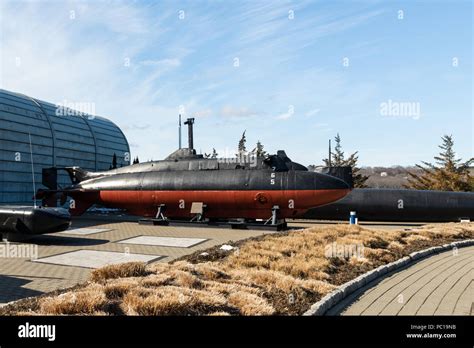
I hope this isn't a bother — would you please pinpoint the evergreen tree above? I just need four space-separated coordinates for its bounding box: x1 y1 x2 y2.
405 135 473 191
237 130 247 154
253 140 267 156
323 133 369 188
332 134 344 164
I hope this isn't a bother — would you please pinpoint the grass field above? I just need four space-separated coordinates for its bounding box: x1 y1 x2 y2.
2 222 473 316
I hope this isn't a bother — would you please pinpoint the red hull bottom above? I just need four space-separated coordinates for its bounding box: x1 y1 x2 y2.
79 189 351 219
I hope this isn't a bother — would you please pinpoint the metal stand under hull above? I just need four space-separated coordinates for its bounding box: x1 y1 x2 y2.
138 218 288 231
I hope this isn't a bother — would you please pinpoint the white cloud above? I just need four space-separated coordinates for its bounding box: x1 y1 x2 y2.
305 108 320 117
195 108 213 118
140 58 181 67
122 124 151 131
276 112 293 120
221 106 258 118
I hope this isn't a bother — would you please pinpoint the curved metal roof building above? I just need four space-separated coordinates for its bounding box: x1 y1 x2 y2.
0 89 130 204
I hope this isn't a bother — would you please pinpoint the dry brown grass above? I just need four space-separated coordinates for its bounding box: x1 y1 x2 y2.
90 262 149 282
121 286 229 315
3 222 473 316
40 284 107 315
227 291 275 315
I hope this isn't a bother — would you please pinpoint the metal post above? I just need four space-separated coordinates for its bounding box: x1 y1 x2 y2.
184 118 195 150
328 139 332 167
178 114 182 149
155 204 167 221
271 205 279 225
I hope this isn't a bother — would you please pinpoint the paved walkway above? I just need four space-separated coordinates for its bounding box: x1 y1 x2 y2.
0 218 274 304
327 245 474 315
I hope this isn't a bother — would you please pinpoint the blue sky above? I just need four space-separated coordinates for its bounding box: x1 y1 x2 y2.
0 0 472 166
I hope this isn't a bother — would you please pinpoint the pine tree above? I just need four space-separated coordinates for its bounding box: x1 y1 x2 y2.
253 140 267 156
323 133 369 188
332 134 344 164
405 135 473 191
237 130 247 154
345 152 368 188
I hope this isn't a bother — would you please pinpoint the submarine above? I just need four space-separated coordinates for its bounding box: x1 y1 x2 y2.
0 206 71 238
303 188 474 222
37 119 352 222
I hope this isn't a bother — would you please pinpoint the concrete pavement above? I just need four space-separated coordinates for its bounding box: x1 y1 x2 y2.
327 245 474 315
0 218 274 305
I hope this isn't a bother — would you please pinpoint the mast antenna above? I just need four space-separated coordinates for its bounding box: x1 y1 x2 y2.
328 139 332 168
178 114 182 149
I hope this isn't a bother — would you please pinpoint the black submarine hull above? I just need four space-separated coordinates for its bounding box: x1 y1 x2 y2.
0 206 71 235
303 189 474 222
39 154 352 219
66 169 350 218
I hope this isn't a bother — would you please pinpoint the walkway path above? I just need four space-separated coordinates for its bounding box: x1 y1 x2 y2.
327 245 473 315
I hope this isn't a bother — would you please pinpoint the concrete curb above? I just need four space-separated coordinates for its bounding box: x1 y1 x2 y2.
303 239 474 316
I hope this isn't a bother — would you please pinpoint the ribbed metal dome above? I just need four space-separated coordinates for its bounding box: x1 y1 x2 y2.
0 89 130 204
